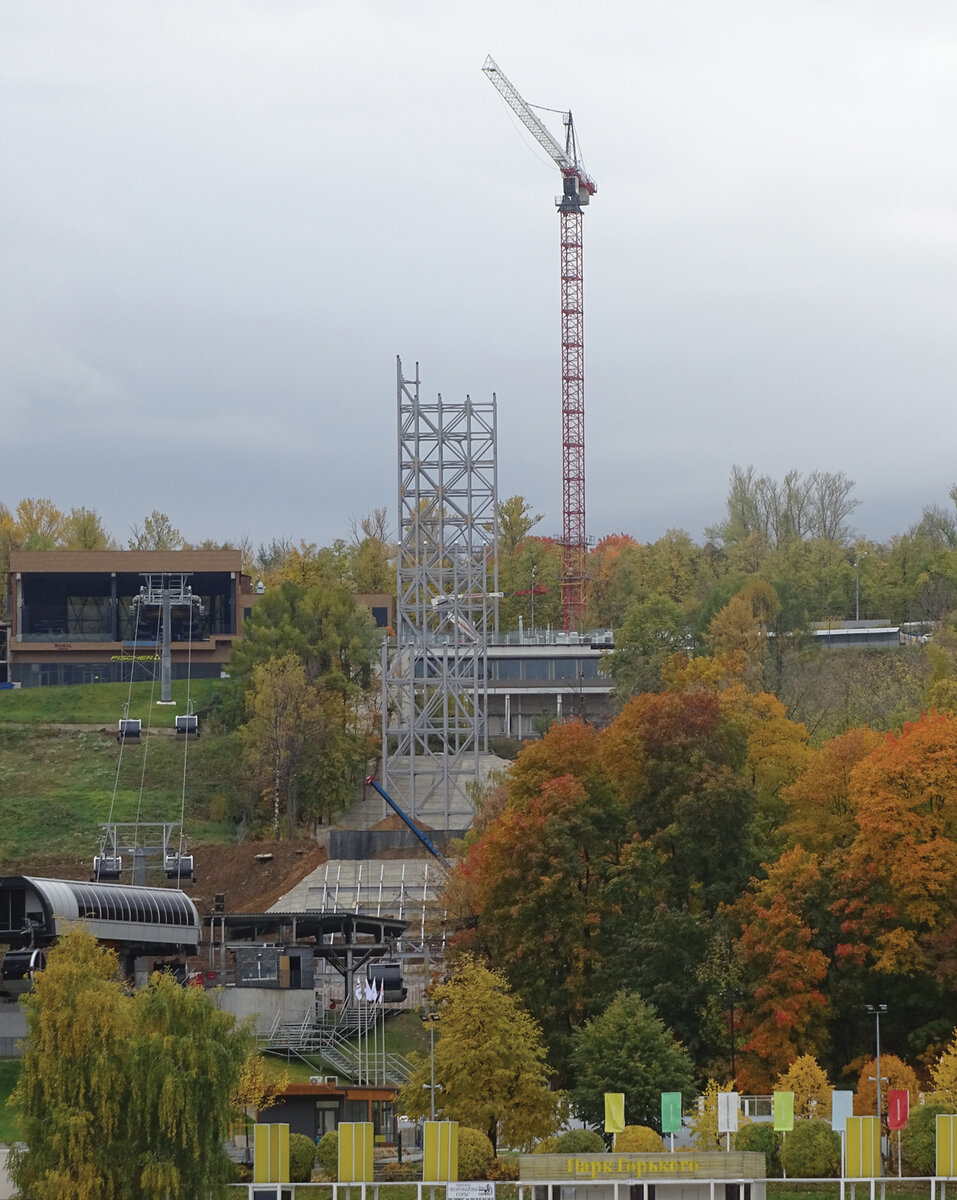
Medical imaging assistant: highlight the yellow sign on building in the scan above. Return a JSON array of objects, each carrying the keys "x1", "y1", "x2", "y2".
[
  {"x1": 937, "y1": 1114, "x2": 957, "y2": 1177},
  {"x1": 424, "y1": 1120, "x2": 459, "y2": 1181},
  {"x1": 254, "y1": 1123, "x2": 289, "y2": 1184},
  {"x1": 846, "y1": 1116, "x2": 881, "y2": 1178},
  {"x1": 338, "y1": 1121, "x2": 375, "y2": 1182}
]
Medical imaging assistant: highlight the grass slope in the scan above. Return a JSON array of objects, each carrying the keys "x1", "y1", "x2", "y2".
[
  {"x1": 0, "y1": 682, "x2": 251, "y2": 868},
  {"x1": 0, "y1": 679, "x2": 223, "y2": 726}
]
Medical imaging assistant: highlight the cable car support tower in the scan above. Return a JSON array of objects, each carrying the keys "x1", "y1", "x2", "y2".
[{"x1": 482, "y1": 55, "x2": 597, "y2": 631}]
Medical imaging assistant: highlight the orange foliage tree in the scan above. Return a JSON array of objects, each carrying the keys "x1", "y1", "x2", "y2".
[
  {"x1": 837, "y1": 711, "x2": 957, "y2": 977},
  {"x1": 727, "y1": 847, "x2": 830, "y2": 1090}
]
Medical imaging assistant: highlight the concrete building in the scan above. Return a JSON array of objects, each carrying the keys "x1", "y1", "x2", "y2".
[{"x1": 485, "y1": 628, "x2": 615, "y2": 738}]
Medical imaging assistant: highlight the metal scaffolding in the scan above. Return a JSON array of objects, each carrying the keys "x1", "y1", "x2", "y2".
[{"x1": 382, "y1": 357, "x2": 499, "y2": 826}]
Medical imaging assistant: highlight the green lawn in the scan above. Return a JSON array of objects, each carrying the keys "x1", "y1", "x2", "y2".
[
  {"x1": 0, "y1": 722, "x2": 249, "y2": 867},
  {"x1": 0, "y1": 678, "x2": 225, "y2": 726},
  {"x1": 0, "y1": 1060, "x2": 21, "y2": 1144}
]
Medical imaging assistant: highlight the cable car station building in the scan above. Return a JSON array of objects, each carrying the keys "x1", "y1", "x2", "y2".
[{"x1": 5, "y1": 549, "x2": 253, "y2": 687}]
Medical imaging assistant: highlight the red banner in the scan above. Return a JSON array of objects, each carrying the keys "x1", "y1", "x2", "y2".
[{"x1": 887, "y1": 1089, "x2": 909, "y2": 1130}]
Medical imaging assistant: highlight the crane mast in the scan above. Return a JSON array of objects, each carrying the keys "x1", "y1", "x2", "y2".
[{"x1": 483, "y1": 55, "x2": 596, "y2": 631}]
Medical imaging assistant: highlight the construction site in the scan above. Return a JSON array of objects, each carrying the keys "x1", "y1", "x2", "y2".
[{"x1": 0, "y1": 55, "x2": 603, "y2": 1148}]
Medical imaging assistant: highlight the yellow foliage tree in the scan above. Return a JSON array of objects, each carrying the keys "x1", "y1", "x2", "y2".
[
  {"x1": 615, "y1": 1125, "x2": 666, "y2": 1152},
  {"x1": 688, "y1": 1079, "x2": 737, "y2": 1151},
  {"x1": 775, "y1": 1054, "x2": 831, "y2": 1120},
  {"x1": 926, "y1": 1028, "x2": 957, "y2": 1106}
]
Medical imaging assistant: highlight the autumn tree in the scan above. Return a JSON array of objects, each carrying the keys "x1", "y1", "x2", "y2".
[
  {"x1": 15, "y1": 497, "x2": 65, "y2": 549},
  {"x1": 782, "y1": 726, "x2": 881, "y2": 855},
  {"x1": 727, "y1": 848, "x2": 830, "y2": 1090},
  {"x1": 839, "y1": 711, "x2": 957, "y2": 977},
  {"x1": 926, "y1": 1028, "x2": 957, "y2": 1106},
  {"x1": 775, "y1": 1054, "x2": 831, "y2": 1120},
  {"x1": 127, "y1": 510, "x2": 185, "y2": 550},
  {"x1": 11, "y1": 928, "x2": 251, "y2": 1200},
  {"x1": 241, "y1": 654, "x2": 328, "y2": 836},
  {"x1": 61, "y1": 506, "x2": 114, "y2": 549},
  {"x1": 569, "y1": 992, "x2": 695, "y2": 1130},
  {"x1": 396, "y1": 958, "x2": 559, "y2": 1152},
  {"x1": 853, "y1": 1054, "x2": 919, "y2": 1116}
]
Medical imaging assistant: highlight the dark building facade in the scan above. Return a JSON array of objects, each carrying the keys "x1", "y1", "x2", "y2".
[{"x1": 6, "y1": 549, "x2": 253, "y2": 686}]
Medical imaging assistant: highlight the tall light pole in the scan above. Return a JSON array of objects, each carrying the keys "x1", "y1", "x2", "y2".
[
  {"x1": 865, "y1": 1003, "x2": 888, "y2": 1124},
  {"x1": 855, "y1": 553, "x2": 868, "y2": 621}
]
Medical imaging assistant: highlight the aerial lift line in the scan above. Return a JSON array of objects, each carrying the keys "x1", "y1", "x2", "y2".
[{"x1": 482, "y1": 55, "x2": 597, "y2": 631}]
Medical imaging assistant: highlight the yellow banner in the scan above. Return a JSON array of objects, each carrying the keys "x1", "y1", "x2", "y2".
[
  {"x1": 424, "y1": 1120, "x2": 459, "y2": 1181},
  {"x1": 846, "y1": 1116, "x2": 880, "y2": 1178},
  {"x1": 604, "y1": 1093, "x2": 625, "y2": 1134},
  {"x1": 338, "y1": 1121, "x2": 375, "y2": 1182},
  {"x1": 253, "y1": 1123, "x2": 289, "y2": 1184},
  {"x1": 937, "y1": 1114, "x2": 957, "y2": 1177}
]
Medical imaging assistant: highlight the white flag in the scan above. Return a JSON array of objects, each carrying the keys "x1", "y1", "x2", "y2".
[
  {"x1": 378, "y1": 978, "x2": 385, "y2": 1003},
  {"x1": 364, "y1": 978, "x2": 377, "y2": 1002},
  {"x1": 354, "y1": 980, "x2": 363, "y2": 1002}
]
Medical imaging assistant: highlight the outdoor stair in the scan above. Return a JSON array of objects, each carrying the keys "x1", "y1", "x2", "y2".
[{"x1": 260, "y1": 1009, "x2": 414, "y2": 1087}]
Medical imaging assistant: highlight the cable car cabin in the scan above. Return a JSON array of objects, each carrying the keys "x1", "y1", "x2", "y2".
[
  {"x1": 117, "y1": 718, "x2": 141, "y2": 742},
  {"x1": 174, "y1": 714, "x2": 199, "y2": 738},
  {"x1": 368, "y1": 961, "x2": 408, "y2": 1003},
  {"x1": 0, "y1": 948, "x2": 47, "y2": 998},
  {"x1": 164, "y1": 853, "x2": 194, "y2": 882},
  {"x1": 0, "y1": 877, "x2": 201, "y2": 959},
  {"x1": 92, "y1": 855, "x2": 123, "y2": 881}
]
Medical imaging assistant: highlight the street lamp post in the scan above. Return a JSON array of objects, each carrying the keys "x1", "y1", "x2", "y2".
[
  {"x1": 855, "y1": 553, "x2": 868, "y2": 622},
  {"x1": 865, "y1": 1003, "x2": 888, "y2": 1125}
]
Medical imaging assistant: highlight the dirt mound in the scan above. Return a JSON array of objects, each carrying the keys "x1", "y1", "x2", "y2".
[{"x1": 22, "y1": 840, "x2": 328, "y2": 916}]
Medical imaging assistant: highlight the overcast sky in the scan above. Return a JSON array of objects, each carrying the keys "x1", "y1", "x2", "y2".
[{"x1": 4, "y1": 2, "x2": 957, "y2": 553}]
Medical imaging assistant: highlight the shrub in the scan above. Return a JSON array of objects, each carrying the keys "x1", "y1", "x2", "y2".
[
  {"x1": 901, "y1": 1103, "x2": 955, "y2": 1175},
  {"x1": 487, "y1": 1157, "x2": 520, "y2": 1180},
  {"x1": 734, "y1": 1121, "x2": 781, "y2": 1177},
  {"x1": 532, "y1": 1136, "x2": 559, "y2": 1154},
  {"x1": 615, "y1": 1126, "x2": 665, "y2": 1153},
  {"x1": 458, "y1": 1127, "x2": 495, "y2": 1179},
  {"x1": 382, "y1": 1161, "x2": 422, "y2": 1182},
  {"x1": 554, "y1": 1129, "x2": 606, "y2": 1153},
  {"x1": 289, "y1": 1132, "x2": 316, "y2": 1182},
  {"x1": 779, "y1": 1119, "x2": 840, "y2": 1178},
  {"x1": 315, "y1": 1130, "x2": 339, "y2": 1179}
]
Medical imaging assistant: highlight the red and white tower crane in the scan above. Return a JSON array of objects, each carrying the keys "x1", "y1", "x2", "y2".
[{"x1": 482, "y1": 55, "x2": 597, "y2": 632}]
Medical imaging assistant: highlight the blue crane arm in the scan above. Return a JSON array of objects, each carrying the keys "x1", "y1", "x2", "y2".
[{"x1": 365, "y1": 777, "x2": 447, "y2": 866}]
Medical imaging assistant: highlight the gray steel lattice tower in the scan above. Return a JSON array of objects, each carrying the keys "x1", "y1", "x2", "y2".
[{"x1": 382, "y1": 357, "x2": 499, "y2": 827}]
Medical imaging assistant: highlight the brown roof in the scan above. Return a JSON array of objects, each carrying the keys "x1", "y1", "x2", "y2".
[{"x1": 10, "y1": 550, "x2": 242, "y2": 573}]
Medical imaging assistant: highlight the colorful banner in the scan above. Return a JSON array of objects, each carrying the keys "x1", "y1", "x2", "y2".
[
  {"x1": 254, "y1": 1122, "x2": 289, "y2": 1184},
  {"x1": 717, "y1": 1091, "x2": 739, "y2": 1134},
  {"x1": 831, "y1": 1090, "x2": 854, "y2": 1133},
  {"x1": 604, "y1": 1092, "x2": 625, "y2": 1134},
  {"x1": 661, "y1": 1092, "x2": 682, "y2": 1135},
  {"x1": 937, "y1": 1113, "x2": 957, "y2": 1177},
  {"x1": 773, "y1": 1091, "x2": 794, "y2": 1133},
  {"x1": 887, "y1": 1089, "x2": 909, "y2": 1131},
  {"x1": 338, "y1": 1121, "x2": 375, "y2": 1182},
  {"x1": 846, "y1": 1116, "x2": 880, "y2": 1178},
  {"x1": 423, "y1": 1120, "x2": 459, "y2": 1182}
]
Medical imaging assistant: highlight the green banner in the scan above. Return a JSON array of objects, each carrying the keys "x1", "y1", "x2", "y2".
[
  {"x1": 773, "y1": 1091, "x2": 794, "y2": 1132},
  {"x1": 661, "y1": 1092, "x2": 682, "y2": 1134}
]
